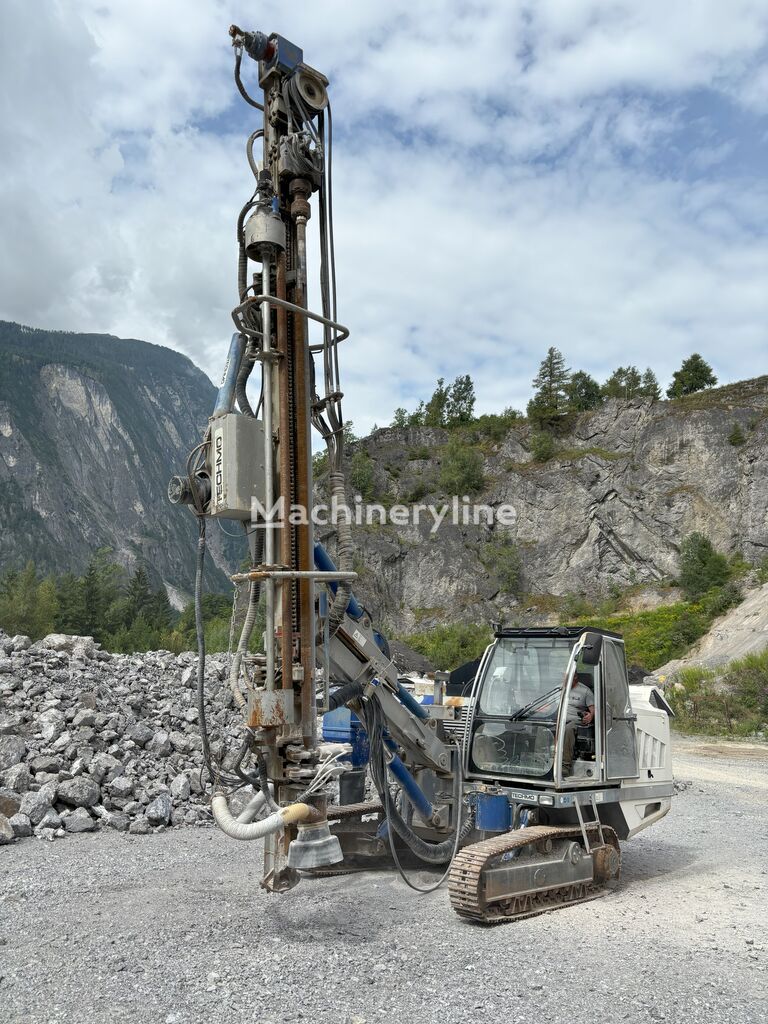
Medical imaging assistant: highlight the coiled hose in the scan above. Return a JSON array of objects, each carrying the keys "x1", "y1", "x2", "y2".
[{"x1": 365, "y1": 695, "x2": 473, "y2": 864}]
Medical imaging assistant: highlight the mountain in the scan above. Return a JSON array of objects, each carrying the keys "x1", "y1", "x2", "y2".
[
  {"x1": 2, "y1": 319, "x2": 767, "y2": 631},
  {"x1": 322, "y1": 377, "x2": 768, "y2": 634},
  {"x1": 0, "y1": 321, "x2": 233, "y2": 602}
]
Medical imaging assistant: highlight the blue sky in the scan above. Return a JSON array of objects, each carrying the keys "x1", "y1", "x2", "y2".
[{"x1": 1, "y1": 1, "x2": 767, "y2": 433}]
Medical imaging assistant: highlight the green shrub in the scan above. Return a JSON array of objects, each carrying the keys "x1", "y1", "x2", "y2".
[
  {"x1": 679, "y1": 533, "x2": 730, "y2": 600},
  {"x1": 727, "y1": 423, "x2": 746, "y2": 446},
  {"x1": 530, "y1": 431, "x2": 557, "y2": 462},
  {"x1": 667, "y1": 650, "x2": 768, "y2": 736},
  {"x1": 438, "y1": 439, "x2": 485, "y2": 494},
  {"x1": 401, "y1": 623, "x2": 492, "y2": 671},
  {"x1": 479, "y1": 536, "x2": 521, "y2": 595},
  {"x1": 348, "y1": 450, "x2": 375, "y2": 500}
]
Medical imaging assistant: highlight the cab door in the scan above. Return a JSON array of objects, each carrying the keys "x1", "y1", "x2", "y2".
[{"x1": 601, "y1": 639, "x2": 638, "y2": 780}]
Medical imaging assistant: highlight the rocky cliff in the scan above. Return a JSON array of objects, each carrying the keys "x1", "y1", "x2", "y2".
[
  {"x1": 329, "y1": 377, "x2": 768, "y2": 634},
  {"x1": 0, "y1": 321, "x2": 233, "y2": 600}
]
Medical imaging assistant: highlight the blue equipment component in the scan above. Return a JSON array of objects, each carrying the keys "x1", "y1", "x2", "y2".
[
  {"x1": 313, "y1": 543, "x2": 364, "y2": 620},
  {"x1": 396, "y1": 682, "x2": 429, "y2": 721},
  {"x1": 387, "y1": 754, "x2": 433, "y2": 821},
  {"x1": 212, "y1": 333, "x2": 246, "y2": 418},
  {"x1": 473, "y1": 791, "x2": 511, "y2": 832},
  {"x1": 322, "y1": 705, "x2": 369, "y2": 768}
]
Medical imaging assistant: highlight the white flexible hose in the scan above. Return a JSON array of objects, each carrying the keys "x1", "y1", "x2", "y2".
[
  {"x1": 236, "y1": 787, "x2": 271, "y2": 824},
  {"x1": 212, "y1": 794, "x2": 312, "y2": 841}
]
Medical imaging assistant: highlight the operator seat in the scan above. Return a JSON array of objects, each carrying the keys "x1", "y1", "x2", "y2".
[{"x1": 573, "y1": 670, "x2": 596, "y2": 760}]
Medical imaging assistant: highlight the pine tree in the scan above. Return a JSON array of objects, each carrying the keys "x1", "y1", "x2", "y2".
[
  {"x1": 445, "y1": 374, "x2": 476, "y2": 426},
  {"x1": 640, "y1": 368, "x2": 661, "y2": 400},
  {"x1": 391, "y1": 407, "x2": 408, "y2": 428},
  {"x1": 424, "y1": 378, "x2": 450, "y2": 427},
  {"x1": 527, "y1": 347, "x2": 571, "y2": 427},
  {"x1": 127, "y1": 566, "x2": 153, "y2": 621},
  {"x1": 0, "y1": 563, "x2": 59, "y2": 639},
  {"x1": 667, "y1": 354, "x2": 717, "y2": 398},
  {"x1": 566, "y1": 371, "x2": 603, "y2": 411},
  {"x1": 602, "y1": 365, "x2": 643, "y2": 400}
]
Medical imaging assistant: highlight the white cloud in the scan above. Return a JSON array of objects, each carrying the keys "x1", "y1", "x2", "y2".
[{"x1": 0, "y1": 0, "x2": 767, "y2": 434}]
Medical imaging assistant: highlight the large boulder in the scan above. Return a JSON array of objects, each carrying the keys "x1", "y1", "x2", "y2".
[
  {"x1": 9, "y1": 812, "x2": 32, "y2": 838},
  {"x1": 0, "y1": 788, "x2": 22, "y2": 818},
  {"x1": 57, "y1": 776, "x2": 101, "y2": 809},
  {"x1": 0, "y1": 734, "x2": 25, "y2": 772},
  {"x1": 19, "y1": 790, "x2": 54, "y2": 826},
  {"x1": 146, "y1": 792, "x2": 172, "y2": 826},
  {"x1": 2, "y1": 763, "x2": 31, "y2": 793},
  {"x1": 0, "y1": 813, "x2": 14, "y2": 844},
  {"x1": 62, "y1": 807, "x2": 96, "y2": 833}
]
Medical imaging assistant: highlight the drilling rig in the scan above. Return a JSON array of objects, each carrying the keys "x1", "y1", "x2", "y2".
[{"x1": 170, "y1": 25, "x2": 674, "y2": 923}]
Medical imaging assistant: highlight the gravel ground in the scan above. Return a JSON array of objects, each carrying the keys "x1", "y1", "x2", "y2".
[{"x1": 1, "y1": 733, "x2": 766, "y2": 1024}]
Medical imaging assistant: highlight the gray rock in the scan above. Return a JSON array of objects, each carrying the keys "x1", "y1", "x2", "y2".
[
  {"x1": 62, "y1": 807, "x2": 96, "y2": 833},
  {"x1": 0, "y1": 713, "x2": 19, "y2": 734},
  {"x1": 0, "y1": 813, "x2": 14, "y2": 844},
  {"x1": 127, "y1": 722, "x2": 154, "y2": 748},
  {"x1": 105, "y1": 810, "x2": 130, "y2": 832},
  {"x1": 128, "y1": 816, "x2": 152, "y2": 835},
  {"x1": 9, "y1": 812, "x2": 32, "y2": 838},
  {"x1": 19, "y1": 790, "x2": 53, "y2": 826},
  {"x1": 57, "y1": 776, "x2": 101, "y2": 808},
  {"x1": 169, "y1": 731, "x2": 188, "y2": 753},
  {"x1": 0, "y1": 788, "x2": 22, "y2": 818},
  {"x1": 30, "y1": 754, "x2": 62, "y2": 774},
  {"x1": 146, "y1": 792, "x2": 172, "y2": 826},
  {"x1": 107, "y1": 776, "x2": 134, "y2": 799},
  {"x1": 89, "y1": 752, "x2": 123, "y2": 784},
  {"x1": 9, "y1": 635, "x2": 32, "y2": 651},
  {"x1": 36, "y1": 807, "x2": 62, "y2": 831},
  {"x1": 149, "y1": 731, "x2": 172, "y2": 757},
  {"x1": 41, "y1": 634, "x2": 96, "y2": 655},
  {"x1": 0, "y1": 734, "x2": 26, "y2": 771},
  {"x1": 170, "y1": 774, "x2": 190, "y2": 801},
  {"x1": 3, "y1": 763, "x2": 31, "y2": 793},
  {"x1": 72, "y1": 708, "x2": 96, "y2": 728},
  {"x1": 37, "y1": 708, "x2": 66, "y2": 742}
]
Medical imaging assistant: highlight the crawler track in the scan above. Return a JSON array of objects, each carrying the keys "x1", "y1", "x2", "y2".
[{"x1": 448, "y1": 824, "x2": 620, "y2": 924}]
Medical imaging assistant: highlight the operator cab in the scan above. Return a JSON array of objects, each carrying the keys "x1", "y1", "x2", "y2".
[{"x1": 466, "y1": 627, "x2": 638, "y2": 789}]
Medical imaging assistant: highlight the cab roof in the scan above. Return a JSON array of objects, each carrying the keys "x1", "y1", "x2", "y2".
[{"x1": 492, "y1": 625, "x2": 624, "y2": 641}]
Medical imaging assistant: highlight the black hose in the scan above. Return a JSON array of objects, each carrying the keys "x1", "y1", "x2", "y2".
[
  {"x1": 327, "y1": 680, "x2": 365, "y2": 711},
  {"x1": 366, "y1": 696, "x2": 469, "y2": 864},
  {"x1": 195, "y1": 520, "x2": 214, "y2": 777},
  {"x1": 234, "y1": 49, "x2": 264, "y2": 111},
  {"x1": 236, "y1": 353, "x2": 255, "y2": 416}
]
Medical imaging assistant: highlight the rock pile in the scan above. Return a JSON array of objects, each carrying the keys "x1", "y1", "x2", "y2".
[{"x1": 0, "y1": 631, "x2": 241, "y2": 844}]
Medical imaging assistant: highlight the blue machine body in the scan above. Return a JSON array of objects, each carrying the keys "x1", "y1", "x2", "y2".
[
  {"x1": 322, "y1": 706, "x2": 369, "y2": 768},
  {"x1": 473, "y1": 791, "x2": 511, "y2": 832}
]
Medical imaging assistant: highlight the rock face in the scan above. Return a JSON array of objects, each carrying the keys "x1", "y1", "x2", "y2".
[
  {"x1": 0, "y1": 630, "x2": 243, "y2": 844},
  {"x1": 0, "y1": 320, "x2": 235, "y2": 599},
  {"x1": 325, "y1": 377, "x2": 768, "y2": 633}
]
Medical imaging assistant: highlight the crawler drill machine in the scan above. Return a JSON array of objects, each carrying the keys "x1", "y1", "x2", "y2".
[{"x1": 170, "y1": 25, "x2": 674, "y2": 923}]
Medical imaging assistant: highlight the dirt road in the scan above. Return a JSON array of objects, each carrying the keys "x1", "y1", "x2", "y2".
[{"x1": 1, "y1": 735, "x2": 766, "y2": 1024}]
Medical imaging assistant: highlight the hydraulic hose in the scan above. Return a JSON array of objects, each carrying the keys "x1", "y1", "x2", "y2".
[
  {"x1": 235, "y1": 352, "x2": 256, "y2": 416},
  {"x1": 212, "y1": 794, "x2": 312, "y2": 841},
  {"x1": 327, "y1": 680, "x2": 365, "y2": 711},
  {"x1": 326, "y1": 470, "x2": 353, "y2": 636},
  {"x1": 195, "y1": 520, "x2": 213, "y2": 772},
  {"x1": 228, "y1": 529, "x2": 264, "y2": 710}
]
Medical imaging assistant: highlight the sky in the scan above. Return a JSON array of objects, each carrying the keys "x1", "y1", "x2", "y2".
[{"x1": 1, "y1": 1, "x2": 767, "y2": 434}]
